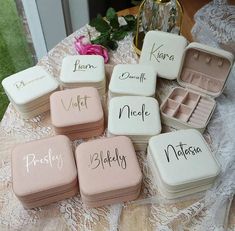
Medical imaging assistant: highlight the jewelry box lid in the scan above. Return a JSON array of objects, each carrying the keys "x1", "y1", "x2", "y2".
[
  {"x1": 139, "y1": 31, "x2": 187, "y2": 80},
  {"x1": 2, "y1": 66, "x2": 59, "y2": 105},
  {"x1": 60, "y1": 55, "x2": 105, "y2": 84},
  {"x1": 108, "y1": 96, "x2": 162, "y2": 136},
  {"x1": 148, "y1": 129, "x2": 220, "y2": 190},
  {"x1": 50, "y1": 87, "x2": 104, "y2": 128},
  {"x1": 12, "y1": 135, "x2": 77, "y2": 198},
  {"x1": 177, "y1": 42, "x2": 234, "y2": 98},
  {"x1": 109, "y1": 64, "x2": 157, "y2": 97},
  {"x1": 75, "y1": 136, "x2": 142, "y2": 198}
]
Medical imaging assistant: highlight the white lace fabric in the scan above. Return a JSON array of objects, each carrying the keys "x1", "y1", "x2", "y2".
[
  {"x1": 191, "y1": 0, "x2": 235, "y2": 54},
  {"x1": 0, "y1": 17, "x2": 235, "y2": 231}
]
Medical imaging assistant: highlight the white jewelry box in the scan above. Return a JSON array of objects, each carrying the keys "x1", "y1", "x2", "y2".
[
  {"x1": 107, "y1": 96, "x2": 162, "y2": 151},
  {"x1": 139, "y1": 31, "x2": 188, "y2": 80},
  {"x1": 160, "y1": 42, "x2": 234, "y2": 132},
  {"x1": 60, "y1": 55, "x2": 106, "y2": 96},
  {"x1": 147, "y1": 129, "x2": 220, "y2": 199},
  {"x1": 108, "y1": 64, "x2": 157, "y2": 98},
  {"x1": 2, "y1": 66, "x2": 59, "y2": 119}
]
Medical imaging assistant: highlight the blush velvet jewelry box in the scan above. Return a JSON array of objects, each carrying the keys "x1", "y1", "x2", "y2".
[
  {"x1": 12, "y1": 135, "x2": 78, "y2": 208},
  {"x1": 107, "y1": 96, "x2": 162, "y2": 151},
  {"x1": 75, "y1": 136, "x2": 142, "y2": 208},
  {"x1": 139, "y1": 31, "x2": 234, "y2": 132},
  {"x1": 147, "y1": 129, "x2": 220, "y2": 199},
  {"x1": 60, "y1": 55, "x2": 106, "y2": 96},
  {"x1": 108, "y1": 64, "x2": 157, "y2": 98},
  {"x1": 50, "y1": 87, "x2": 104, "y2": 140},
  {"x1": 2, "y1": 66, "x2": 59, "y2": 119}
]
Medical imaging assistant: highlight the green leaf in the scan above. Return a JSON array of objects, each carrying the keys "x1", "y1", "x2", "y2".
[
  {"x1": 111, "y1": 29, "x2": 128, "y2": 41},
  {"x1": 106, "y1": 7, "x2": 119, "y2": 29},
  {"x1": 124, "y1": 15, "x2": 136, "y2": 31},
  {"x1": 89, "y1": 8, "x2": 136, "y2": 50},
  {"x1": 124, "y1": 14, "x2": 135, "y2": 23},
  {"x1": 92, "y1": 35, "x2": 118, "y2": 51},
  {"x1": 107, "y1": 39, "x2": 118, "y2": 50},
  {"x1": 127, "y1": 21, "x2": 136, "y2": 31},
  {"x1": 121, "y1": 21, "x2": 136, "y2": 32},
  {"x1": 106, "y1": 8, "x2": 116, "y2": 21},
  {"x1": 89, "y1": 18, "x2": 111, "y2": 33},
  {"x1": 91, "y1": 33, "x2": 109, "y2": 46},
  {"x1": 110, "y1": 18, "x2": 119, "y2": 29}
]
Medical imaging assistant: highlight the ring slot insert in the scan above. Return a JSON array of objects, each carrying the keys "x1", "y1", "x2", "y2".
[{"x1": 160, "y1": 42, "x2": 234, "y2": 132}]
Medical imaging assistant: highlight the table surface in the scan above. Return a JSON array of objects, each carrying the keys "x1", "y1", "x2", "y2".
[{"x1": 0, "y1": 1, "x2": 235, "y2": 231}]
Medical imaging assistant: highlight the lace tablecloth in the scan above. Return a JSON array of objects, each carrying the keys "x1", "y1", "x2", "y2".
[{"x1": 0, "y1": 24, "x2": 235, "y2": 231}]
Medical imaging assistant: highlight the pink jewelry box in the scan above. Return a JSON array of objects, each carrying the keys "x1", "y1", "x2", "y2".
[
  {"x1": 11, "y1": 135, "x2": 78, "y2": 209},
  {"x1": 75, "y1": 136, "x2": 142, "y2": 208},
  {"x1": 50, "y1": 87, "x2": 104, "y2": 140}
]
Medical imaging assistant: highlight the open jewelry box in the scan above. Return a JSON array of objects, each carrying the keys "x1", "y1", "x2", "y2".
[{"x1": 160, "y1": 42, "x2": 234, "y2": 132}]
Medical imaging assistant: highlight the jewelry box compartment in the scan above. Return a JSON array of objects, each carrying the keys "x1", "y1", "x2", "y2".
[
  {"x1": 178, "y1": 43, "x2": 234, "y2": 97},
  {"x1": 159, "y1": 43, "x2": 233, "y2": 132},
  {"x1": 160, "y1": 87, "x2": 216, "y2": 132}
]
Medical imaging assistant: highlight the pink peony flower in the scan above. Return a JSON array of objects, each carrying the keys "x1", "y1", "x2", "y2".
[{"x1": 74, "y1": 36, "x2": 109, "y2": 63}]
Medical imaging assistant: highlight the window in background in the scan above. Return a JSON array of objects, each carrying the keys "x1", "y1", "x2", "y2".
[
  {"x1": 0, "y1": 0, "x2": 35, "y2": 120},
  {"x1": 88, "y1": 0, "x2": 135, "y2": 19}
]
